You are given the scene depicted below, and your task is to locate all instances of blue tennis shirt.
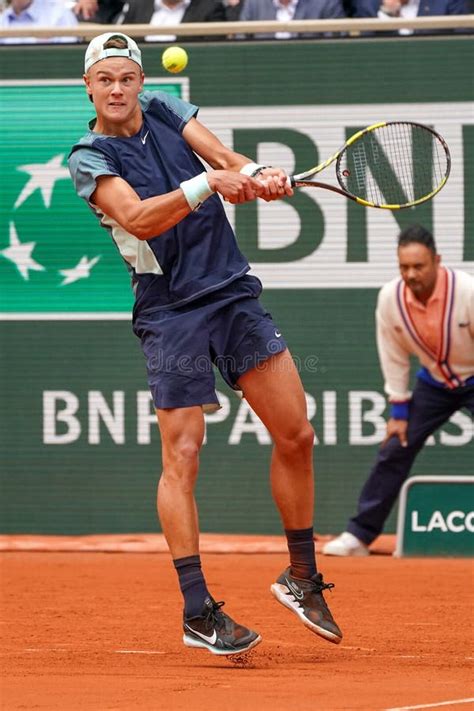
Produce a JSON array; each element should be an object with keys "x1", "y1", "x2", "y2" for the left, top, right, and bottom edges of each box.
[{"x1": 68, "y1": 90, "x2": 249, "y2": 315}]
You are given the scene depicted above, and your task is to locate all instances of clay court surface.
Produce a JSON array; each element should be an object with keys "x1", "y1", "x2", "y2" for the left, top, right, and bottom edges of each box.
[{"x1": 1, "y1": 538, "x2": 473, "y2": 711}]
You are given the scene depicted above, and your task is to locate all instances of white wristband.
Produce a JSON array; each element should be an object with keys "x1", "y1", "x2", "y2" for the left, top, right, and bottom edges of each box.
[
  {"x1": 239, "y1": 162, "x2": 267, "y2": 178},
  {"x1": 180, "y1": 172, "x2": 214, "y2": 211}
]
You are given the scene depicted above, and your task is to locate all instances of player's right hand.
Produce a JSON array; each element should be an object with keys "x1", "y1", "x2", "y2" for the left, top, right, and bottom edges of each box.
[
  {"x1": 207, "y1": 170, "x2": 265, "y2": 204},
  {"x1": 383, "y1": 418, "x2": 408, "y2": 448},
  {"x1": 256, "y1": 169, "x2": 294, "y2": 202}
]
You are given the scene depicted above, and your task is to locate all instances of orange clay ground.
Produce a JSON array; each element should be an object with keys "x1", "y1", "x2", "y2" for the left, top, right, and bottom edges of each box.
[{"x1": 0, "y1": 535, "x2": 473, "y2": 711}]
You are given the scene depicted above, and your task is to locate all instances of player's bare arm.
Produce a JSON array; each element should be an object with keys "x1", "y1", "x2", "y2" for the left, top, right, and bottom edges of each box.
[
  {"x1": 92, "y1": 170, "x2": 267, "y2": 240},
  {"x1": 183, "y1": 117, "x2": 293, "y2": 201},
  {"x1": 183, "y1": 117, "x2": 253, "y2": 172},
  {"x1": 92, "y1": 175, "x2": 192, "y2": 240}
]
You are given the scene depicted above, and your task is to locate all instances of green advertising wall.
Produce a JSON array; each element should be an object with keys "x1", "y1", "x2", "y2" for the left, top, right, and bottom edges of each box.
[
  {"x1": 397, "y1": 477, "x2": 474, "y2": 557},
  {"x1": 0, "y1": 38, "x2": 473, "y2": 534}
]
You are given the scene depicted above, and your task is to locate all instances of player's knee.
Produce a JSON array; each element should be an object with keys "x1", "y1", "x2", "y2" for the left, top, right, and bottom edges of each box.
[
  {"x1": 275, "y1": 421, "x2": 315, "y2": 456},
  {"x1": 170, "y1": 439, "x2": 201, "y2": 465},
  {"x1": 163, "y1": 439, "x2": 201, "y2": 484},
  {"x1": 162, "y1": 455, "x2": 199, "y2": 493},
  {"x1": 294, "y1": 422, "x2": 316, "y2": 453}
]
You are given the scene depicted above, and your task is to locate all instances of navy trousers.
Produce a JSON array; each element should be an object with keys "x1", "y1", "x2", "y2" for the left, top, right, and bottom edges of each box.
[{"x1": 347, "y1": 378, "x2": 474, "y2": 545}]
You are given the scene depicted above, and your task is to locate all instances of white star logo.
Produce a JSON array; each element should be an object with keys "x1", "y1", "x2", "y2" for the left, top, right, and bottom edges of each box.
[
  {"x1": 59, "y1": 255, "x2": 101, "y2": 286},
  {"x1": 0, "y1": 222, "x2": 45, "y2": 280},
  {"x1": 15, "y1": 154, "x2": 71, "y2": 209}
]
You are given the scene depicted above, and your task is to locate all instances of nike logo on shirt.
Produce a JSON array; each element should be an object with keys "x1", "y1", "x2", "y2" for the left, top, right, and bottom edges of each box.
[{"x1": 141, "y1": 130, "x2": 149, "y2": 145}]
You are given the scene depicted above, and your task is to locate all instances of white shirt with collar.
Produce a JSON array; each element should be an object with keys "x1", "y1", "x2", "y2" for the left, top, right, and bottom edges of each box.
[
  {"x1": 273, "y1": 0, "x2": 299, "y2": 39},
  {"x1": 0, "y1": 0, "x2": 78, "y2": 43},
  {"x1": 376, "y1": 268, "x2": 474, "y2": 401},
  {"x1": 378, "y1": 0, "x2": 420, "y2": 35},
  {"x1": 146, "y1": 0, "x2": 191, "y2": 42}
]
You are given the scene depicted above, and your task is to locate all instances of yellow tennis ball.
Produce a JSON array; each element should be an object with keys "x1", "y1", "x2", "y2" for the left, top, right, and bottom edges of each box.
[{"x1": 162, "y1": 46, "x2": 188, "y2": 74}]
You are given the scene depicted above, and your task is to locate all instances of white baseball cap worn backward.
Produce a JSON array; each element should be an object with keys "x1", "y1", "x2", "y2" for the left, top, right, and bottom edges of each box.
[{"x1": 84, "y1": 33, "x2": 143, "y2": 73}]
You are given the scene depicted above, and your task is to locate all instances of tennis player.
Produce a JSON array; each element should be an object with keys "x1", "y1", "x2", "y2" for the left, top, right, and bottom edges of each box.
[{"x1": 69, "y1": 32, "x2": 342, "y2": 656}]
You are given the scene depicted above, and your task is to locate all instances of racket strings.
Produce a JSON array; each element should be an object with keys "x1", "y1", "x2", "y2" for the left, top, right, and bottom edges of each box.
[{"x1": 339, "y1": 123, "x2": 448, "y2": 206}]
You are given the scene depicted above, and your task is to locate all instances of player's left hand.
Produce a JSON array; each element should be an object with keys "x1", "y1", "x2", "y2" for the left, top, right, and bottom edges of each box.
[{"x1": 257, "y1": 168, "x2": 294, "y2": 202}]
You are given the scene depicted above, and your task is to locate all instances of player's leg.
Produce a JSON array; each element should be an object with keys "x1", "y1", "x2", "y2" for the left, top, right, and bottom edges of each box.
[
  {"x1": 134, "y1": 303, "x2": 261, "y2": 656},
  {"x1": 208, "y1": 279, "x2": 314, "y2": 535},
  {"x1": 134, "y1": 307, "x2": 215, "y2": 614},
  {"x1": 324, "y1": 379, "x2": 464, "y2": 556},
  {"x1": 157, "y1": 404, "x2": 261, "y2": 656},
  {"x1": 237, "y1": 350, "x2": 342, "y2": 644},
  {"x1": 208, "y1": 278, "x2": 342, "y2": 643},
  {"x1": 238, "y1": 349, "x2": 314, "y2": 530},
  {"x1": 156, "y1": 405, "x2": 204, "y2": 560}
]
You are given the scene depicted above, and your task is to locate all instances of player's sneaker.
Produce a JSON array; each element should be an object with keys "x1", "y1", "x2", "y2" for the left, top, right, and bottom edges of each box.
[
  {"x1": 322, "y1": 531, "x2": 370, "y2": 557},
  {"x1": 271, "y1": 568, "x2": 343, "y2": 644},
  {"x1": 183, "y1": 596, "x2": 262, "y2": 656}
]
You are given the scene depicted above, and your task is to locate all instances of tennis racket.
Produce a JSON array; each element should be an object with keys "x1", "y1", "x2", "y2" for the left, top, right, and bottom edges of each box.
[{"x1": 289, "y1": 121, "x2": 451, "y2": 210}]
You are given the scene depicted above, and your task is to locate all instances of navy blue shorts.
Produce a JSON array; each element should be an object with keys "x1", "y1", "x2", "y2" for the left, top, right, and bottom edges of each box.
[{"x1": 132, "y1": 275, "x2": 287, "y2": 410}]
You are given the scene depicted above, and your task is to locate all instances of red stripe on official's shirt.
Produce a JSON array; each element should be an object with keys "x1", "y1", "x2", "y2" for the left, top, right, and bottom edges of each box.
[{"x1": 401, "y1": 272, "x2": 454, "y2": 388}]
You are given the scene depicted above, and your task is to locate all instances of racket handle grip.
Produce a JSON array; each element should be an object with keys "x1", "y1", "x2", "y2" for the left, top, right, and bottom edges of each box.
[{"x1": 287, "y1": 176, "x2": 296, "y2": 189}]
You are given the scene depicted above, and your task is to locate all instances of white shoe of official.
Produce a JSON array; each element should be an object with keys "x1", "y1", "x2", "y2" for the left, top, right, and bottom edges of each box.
[{"x1": 322, "y1": 532, "x2": 370, "y2": 557}]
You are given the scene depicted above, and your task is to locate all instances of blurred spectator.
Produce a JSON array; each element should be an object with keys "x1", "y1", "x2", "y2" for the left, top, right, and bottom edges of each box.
[
  {"x1": 73, "y1": 0, "x2": 126, "y2": 22},
  {"x1": 120, "y1": 0, "x2": 227, "y2": 41},
  {"x1": 0, "y1": 0, "x2": 78, "y2": 42},
  {"x1": 239, "y1": 0, "x2": 346, "y2": 38},
  {"x1": 223, "y1": 0, "x2": 243, "y2": 20},
  {"x1": 341, "y1": 0, "x2": 357, "y2": 14},
  {"x1": 73, "y1": 0, "x2": 97, "y2": 19},
  {"x1": 354, "y1": 0, "x2": 468, "y2": 31}
]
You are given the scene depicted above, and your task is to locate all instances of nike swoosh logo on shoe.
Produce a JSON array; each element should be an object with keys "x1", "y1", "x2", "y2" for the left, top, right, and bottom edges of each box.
[
  {"x1": 285, "y1": 578, "x2": 304, "y2": 600},
  {"x1": 185, "y1": 624, "x2": 217, "y2": 645}
]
